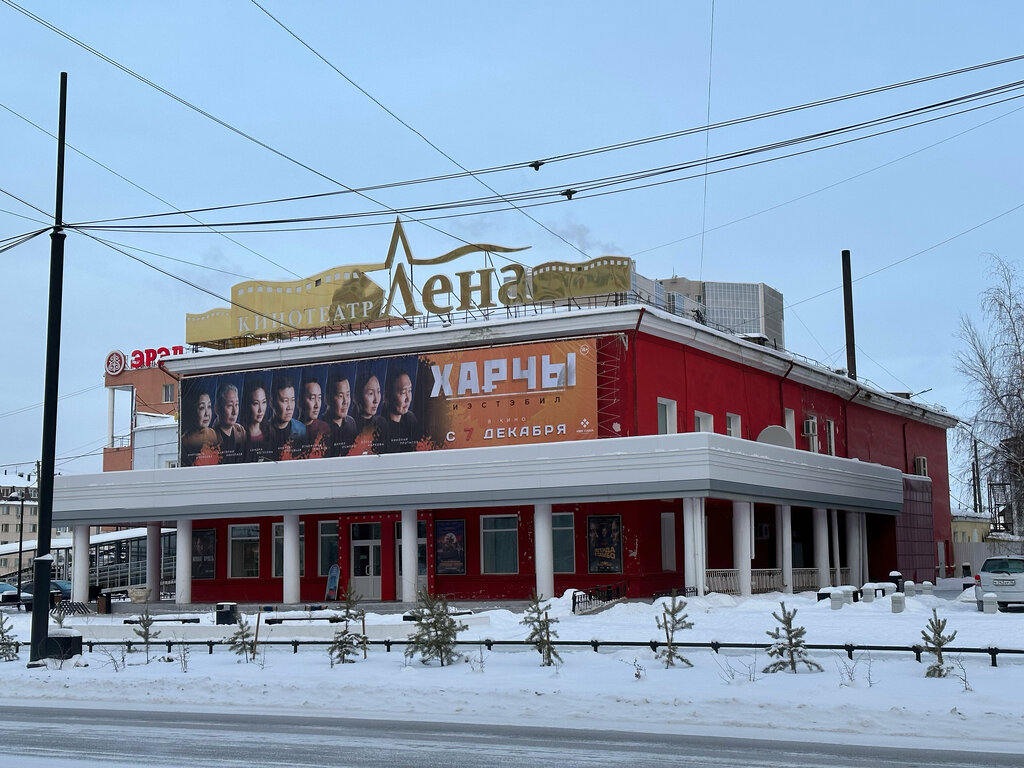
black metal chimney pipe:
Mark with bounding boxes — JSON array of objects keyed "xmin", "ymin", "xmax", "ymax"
[{"xmin": 842, "ymin": 249, "xmax": 857, "ymax": 381}]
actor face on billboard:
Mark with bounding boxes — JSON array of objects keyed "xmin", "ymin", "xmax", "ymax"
[
  {"xmin": 329, "ymin": 378, "xmax": 351, "ymax": 424},
  {"xmin": 387, "ymin": 372, "xmax": 413, "ymax": 423},
  {"xmin": 301, "ymin": 380, "xmax": 323, "ymax": 424},
  {"xmin": 273, "ymin": 383, "xmax": 296, "ymax": 428},
  {"xmin": 244, "ymin": 384, "xmax": 267, "ymax": 435},
  {"xmin": 215, "ymin": 384, "xmax": 240, "ymax": 432},
  {"xmin": 358, "ymin": 375, "xmax": 381, "ymax": 418},
  {"xmin": 196, "ymin": 392, "xmax": 213, "ymax": 429}
]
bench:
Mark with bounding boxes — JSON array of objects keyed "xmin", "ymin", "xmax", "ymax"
[
  {"xmin": 264, "ymin": 615, "xmax": 344, "ymax": 625},
  {"xmin": 123, "ymin": 617, "xmax": 201, "ymax": 625}
]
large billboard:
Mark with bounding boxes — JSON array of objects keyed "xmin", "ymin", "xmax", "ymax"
[{"xmin": 179, "ymin": 338, "xmax": 598, "ymax": 467}]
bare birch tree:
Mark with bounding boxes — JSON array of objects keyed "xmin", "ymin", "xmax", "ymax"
[{"xmin": 957, "ymin": 254, "xmax": 1024, "ymax": 534}]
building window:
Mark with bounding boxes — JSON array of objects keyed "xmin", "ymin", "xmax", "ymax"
[
  {"xmin": 162, "ymin": 383, "xmax": 175, "ymax": 403},
  {"xmin": 694, "ymin": 411, "xmax": 714, "ymax": 433},
  {"xmin": 784, "ymin": 408, "xmax": 796, "ymax": 441},
  {"xmin": 481, "ymin": 515, "xmax": 518, "ymax": 574},
  {"xmin": 656, "ymin": 398, "xmax": 677, "ymax": 435},
  {"xmin": 726, "ymin": 413, "xmax": 742, "ymax": 438},
  {"xmin": 553, "ymin": 512, "xmax": 574, "ymax": 573},
  {"xmin": 319, "ymin": 521, "xmax": 339, "ymax": 576},
  {"xmin": 29, "ymin": 524, "xmax": 36, "ymax": 533},
  {"xmin": 272, "ymin": 522, "xmax": 305, "ymax": 578},
  {"xmin": 229, "ymin": 524, "xmax": 260, "ymax": 578},
  {"xmin": 661, "ymin": 512, "xmax": 676, "ymax": 571},
  {"xmin": 164, "ymin": 460, "xmax": 178, "ymax": 469},
  {"xmin": 825, "ymin": 419, "xmax": 836, "ymax": 456},
  {"xmin": 0, "ymin": 524, "xmax": 7, "ymax": 533}
]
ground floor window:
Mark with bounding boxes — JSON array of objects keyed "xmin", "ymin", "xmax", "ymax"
[
  {"xmin": 229, "ymin": 524, "xmax": 260, "ymax": 578},
  {"xmin": 319, "ymin": 521, "xmax": 338, "ymax": 576},
  {"xmin": 481, "ymin": 515, "xmax": 518, "ymax": 574},
  {"xmin": 273, "ymin": 521, "xmax": 305, "ymax": 578},
  {"xmin": 553, "ymin": 512, "xmax": 574, "ymax": 573}
]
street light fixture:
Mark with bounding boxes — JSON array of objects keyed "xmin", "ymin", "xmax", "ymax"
[{"xmin": 5, "ymin": 492, "xmax": 25, "ymax": 599}]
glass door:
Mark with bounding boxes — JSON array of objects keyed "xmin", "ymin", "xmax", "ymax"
[{"xmin": 350, "ymin": 523, "xmax": 381, "ymax": 600}]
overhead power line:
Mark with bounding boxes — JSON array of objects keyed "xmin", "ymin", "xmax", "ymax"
[
  {"xmin": 248, "ymin": 0, "xmax": 589, "ymax": 260},
  {"xmin": 71, "ymin": 83, "xmax": 1024, "ymax": 234},
  {"xmin": 64, "ymin": 49, "xmax": 1024, "ymax": 227}
]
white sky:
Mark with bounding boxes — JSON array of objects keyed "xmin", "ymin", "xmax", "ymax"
[
  {"xmin": 2, "ymin": 2, "xmax": 1023, "ymax": 508},
  {"xmin": 1, "ymin": 587, "xmax": 1023, "ymax": 755}
]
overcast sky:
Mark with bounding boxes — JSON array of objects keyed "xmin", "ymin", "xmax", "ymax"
[{"xmin": 2, "ymin": 2, "xmax": 1022, "ymax": 507}]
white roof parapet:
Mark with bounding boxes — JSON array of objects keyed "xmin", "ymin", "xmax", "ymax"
[
  {"xmin": 165, "ymin": 304, "xmax": 956, "ymax": 431},
  {"xmin": 54, "ymin": 432, "xmax": 903, "ymax": 527}
]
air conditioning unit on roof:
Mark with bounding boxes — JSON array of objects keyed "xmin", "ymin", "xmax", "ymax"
[{"xmin": 802, "ymin": 417, "xmax": 817, "ymax": 436}]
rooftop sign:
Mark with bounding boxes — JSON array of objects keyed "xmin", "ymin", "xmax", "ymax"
[{"xmin": 186, "ymin": 219, "xmax": 632, "ymax": 346}]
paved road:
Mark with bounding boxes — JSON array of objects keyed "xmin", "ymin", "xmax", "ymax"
[{"xmin": 0, "ymin": 705, "xmax": 1017, "ymax": 768}]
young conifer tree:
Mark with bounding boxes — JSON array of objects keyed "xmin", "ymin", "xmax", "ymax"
[
  {"xmin": 921, "ymin": 608, "xmax": 958, "ymax": 678},
  {"xmin": 0, "ymin": 612, "xmax": 18, "ymax": 662},
  {"xmin": 404, "ymin": 588, "xmax": 467, "ymax": 667},
  {"xmin": 762, "ymin": 601, "xmax": 823, "ymax": 674},
  {"xmin": 132, "ymin": 607, "xmax": 161, "ymax": 664},
  {"xmin": 521, "ymin": 590, "xmax": 561, "ymax": 667},
  {"xmin": 228, "ymin": 615, "xmax": 255, "ymax": 662},
  {"xmin": 655, "ymin": 590, "xmax": 694, "ymax": 668},
  {"xmin": 328, "ymin": 584, "xmax": 368, "ymax": 666}
]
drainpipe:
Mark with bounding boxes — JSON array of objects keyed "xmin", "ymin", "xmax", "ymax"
[
  {"xmin": 778, "ymin": 360, "xmax": 794, "ymax": 426},
  {"xmin": 632, "ymin": 308, "xmax": 646, "ymax": 436}
]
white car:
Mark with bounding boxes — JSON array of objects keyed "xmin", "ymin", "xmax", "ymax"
[{"xmin": 975, "ymin": 555, "xmax": 1024, "ymax": 610}]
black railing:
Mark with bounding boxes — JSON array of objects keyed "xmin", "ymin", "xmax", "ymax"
[
  {"xmin": 571, "ymin": 581, "xmax": 629, "ymax": 614},
  {"xmin": 41, "ymin": 637, "xmax": 1024, "ymax": 668}
]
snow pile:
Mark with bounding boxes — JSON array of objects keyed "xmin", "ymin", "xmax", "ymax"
[{"xmin": 1, "ymin": 586, "xmax": 1023, "ymax": 753}]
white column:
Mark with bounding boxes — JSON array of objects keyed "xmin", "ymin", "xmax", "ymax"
[
  {"xmin": 845, "ymin": 512, "xmax": 862, "ymax": 586},
  {"xmin": 830, "ymin": 509, "xmax": 842, "ymax": 585},
  {"xmin": 175, "ymin": 518, "xmax": 192, "ymax": 605},
  {"xmin": 533, "ymin": 503, "xmax": 554, "ymax": 600},
  {"xmin": 778, "ymin": 505, "xmax": 793, "ymax": 594},
  {"xmin": 146, "ymin": 523, "xmax": 161, "ymax": 602},
  {"xmin": 401, "ymin": 507, "xmax": 418, "ymax": 602},
  {"xmin": 282, "ymin": 514, "xmax": 300, "ymax": 604},
  {"xmin": 695, "ymin": 498, "xmax": 707, "ymax": 597},
  {"xmin": 813, "ymin": 508, "xmax": 829, "ymax": 589},
  {"xmin": 732, "ymin": 501, "xmax": 753, "ymax": 597},
  {"xmin": 72, "ymin": 524, "xmax": 90, "ymax": 603},
  {"xmin": 682, "ymin": 499, "xmax": 696, "ymax": 593}
]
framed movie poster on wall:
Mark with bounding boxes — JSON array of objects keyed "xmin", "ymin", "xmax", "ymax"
[
  {"xmin": 192, "ymin": 529, "xmax": 216, "ymax": 580},
  {"xmin": 587, "ymin": 515, "xmax": 622, "ymax": 574},
  {"xmin": 435, "ymin": 519, "xmax": 466, "ymax": 575}
]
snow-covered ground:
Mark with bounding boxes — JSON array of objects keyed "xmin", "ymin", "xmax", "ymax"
[{"xmin": 1, "ymin": 580, "xmax": 1023, "ymax": 754}]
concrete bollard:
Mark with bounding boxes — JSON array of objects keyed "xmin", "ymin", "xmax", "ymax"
[
  {"xmin": 830, "ymin": 592, "xmax": 844, "ymax": 610},
  {"xmin": 842, "ymin": 587, "xmax": 854, "ymax": 605},
  {"xmin": 984, "ymin": 593, "xmax": 998, "ymax": 614},
  {"xmin": 891, "ymin": 593, "xmax": 905, "ymax": 613},
  {"xmin": 921, "ymin": 581, "xmax": 933, "ymax": 596},
  {"xmin": 861, "ymin": 584, "xmax": 874, "ymax": 603},
  {"xmin": 904, "ymin": 580, "xmax": 916, "ymax": 597}
]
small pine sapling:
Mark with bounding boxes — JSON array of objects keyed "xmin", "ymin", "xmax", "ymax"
[
  {"xmin": 521, "ymin": 591, "xmax": 561, "ymax": 667},
  {"xmin": 328, "ymin": 585, "xmax": 368, "ymax": 666},
  {"xmin": 921, "ymin": 608, "xmax": 957, "ymax": 678},
  {"xmin": 404, "ymin": 587, "xmax": 467, "ymax": 667},
  {"xmin": 762, "ymin": 601, "xmax": 823, "ymax": 674},
  {"xmin": 132, "ymin": 607, "xmax": 161, "ymax": 664},
  {"xmin": 228, "ymin": 615, "xmax": 255, "ymax": 662},
  {"xmin": 655, "ymin": 591, "xmax": 694, "ymax": 668},
  {"xmin": 0, "ymin": 612, "xmax": 18, "ymax": 662}
]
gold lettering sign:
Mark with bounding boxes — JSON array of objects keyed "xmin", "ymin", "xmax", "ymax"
[{"xmin": 186, "ymin": 219, "xmax": 632, "ymax": 347}]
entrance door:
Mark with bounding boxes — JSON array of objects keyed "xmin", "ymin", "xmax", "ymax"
[{"xmin": 350, "ymin": 523, "xmax": 381, "ymax": 600}]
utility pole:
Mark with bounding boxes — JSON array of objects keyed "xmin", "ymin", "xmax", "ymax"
[{"xmin": 29, "ymin": 72, "xmax": 67, "ymax": 665}]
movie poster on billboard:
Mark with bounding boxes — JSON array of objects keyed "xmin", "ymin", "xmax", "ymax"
[
  {"xmin": 178, "ymin": 339, "xmax": 598, "ymax": 467},
  {"xmin": 435, "ymin": 519, "xmax": 466, "ymax": 575},
  {"xmin": 587, "ymin": 515, "xmax": 622, "ymax": 574},
  {"xmin": 192, "ymin": 529, "xmax": 216, "ymax": 580}
]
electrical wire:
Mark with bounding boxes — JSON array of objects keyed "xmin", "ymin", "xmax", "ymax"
[
  {"xmin": 66, "ymin": 50, "xmax": 1024, "ymax": 226},
  {"xmin": 71, "ymin": 84, "xmax": 1024, "ymax": 235},
  {"xmin": 249, "ymin": 0, "xmax": 589, "ymax": 260}
]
